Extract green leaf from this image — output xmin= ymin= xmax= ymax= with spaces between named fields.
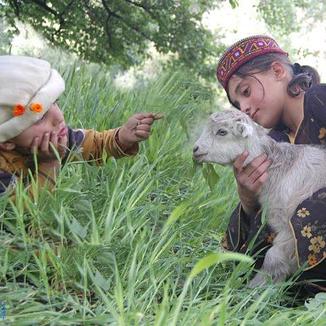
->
xmin=190 ymin=252 xmax=253 ymax=278
xmin=229 ymin=0 xmax=239 ymax=8
xmin=69 ymin=217 xmax=88 ymax=239
xmin=94 ymin=270 xmax=110 ymax=292
xmin=189 ymin=159 xmax=200 ymax=177
xmin=179 ymin=117 xmax=190 ymax=140
xmin=202 ymin=163 xmax=220 ymax=190
xmin=164 ymin=200 xmax=190 ymax=229
xmin=305 ymin=292 xmax=326 ymax=312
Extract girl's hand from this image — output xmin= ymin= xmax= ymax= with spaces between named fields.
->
xmin=31 ymin=131 xmax=67 ymax=162
xmin=233 ymin=151 xmax=272 ymax=216
xmin=117 ymin=112 xmax=163 ymax=150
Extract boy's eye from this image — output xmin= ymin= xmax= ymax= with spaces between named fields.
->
xmin=35 ymin=112 xmax=47 ymax=124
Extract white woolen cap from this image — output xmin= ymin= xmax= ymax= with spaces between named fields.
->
xmin=0 ymin=55 xmax=65 ymax=142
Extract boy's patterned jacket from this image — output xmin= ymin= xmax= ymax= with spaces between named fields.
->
xmin=0 ymin=127 xmax=138 ymax=195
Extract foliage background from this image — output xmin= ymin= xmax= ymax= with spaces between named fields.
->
xmin=1 ymin=0 xmax=326 ymax=324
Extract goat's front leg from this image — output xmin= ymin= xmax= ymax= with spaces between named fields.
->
xmin=248 ymin=236 xmax=297 ymax=288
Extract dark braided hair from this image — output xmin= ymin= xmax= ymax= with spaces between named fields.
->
xmin=229 ymin=53 xmax=320 ymax=98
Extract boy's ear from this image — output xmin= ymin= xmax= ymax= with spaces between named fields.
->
xmin=0 ymin=142 xmax=16 ymax=151
xmin=271 ymin=61 xmax=286 ymax=80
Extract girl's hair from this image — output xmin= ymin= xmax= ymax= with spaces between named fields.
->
xmin=230 ymin=53 xmax=320 ymax=98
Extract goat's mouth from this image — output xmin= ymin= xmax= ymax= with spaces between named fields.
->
xmin=193 ymin=153 xmax=208 ymax=162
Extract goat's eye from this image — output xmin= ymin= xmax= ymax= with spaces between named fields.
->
xmin=216 ymin=129 xmax=227 ymax=136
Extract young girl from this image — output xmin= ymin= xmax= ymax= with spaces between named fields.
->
xmin=0 ymin=55 xmax=160 ymax=199
xmin=216 ymin=35 xmax=326 ymax=296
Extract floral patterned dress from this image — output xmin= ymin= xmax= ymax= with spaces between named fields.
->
xmin=223 ymin=84 xmax=326 ymax=295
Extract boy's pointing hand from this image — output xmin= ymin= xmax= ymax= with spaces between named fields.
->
xmin=117 ymin=112 xmax=163 ymax=150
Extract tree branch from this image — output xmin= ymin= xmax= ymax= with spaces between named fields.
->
xmin=56 ymin=0 xmax=76 ymax=34
xmin=29 ymin=0 xmax=58 ymax=17
xmin=58 ymin=0 xmax=75 ymax=23
xmin=122 ymin=0 xmax=157 ymax=21
xmin=82 ymin=0 xmax=113 ymax=49
xmin=101 ymin=0 xmax=153 ymax=42
xmin=82 ymin=0 xmax=102 ymax=22
xmin=9 ymin=0 xmax=20 ymax=17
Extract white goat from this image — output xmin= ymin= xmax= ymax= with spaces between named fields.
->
xmin=193 ymin=109 xmax=326 ymax=287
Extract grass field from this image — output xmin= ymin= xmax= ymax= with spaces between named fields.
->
xmin=0 ymin=60 xmax=325 ymax=325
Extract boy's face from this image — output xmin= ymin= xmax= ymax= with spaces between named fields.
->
xmin=10 ymin=102 xmax=68 ymax=150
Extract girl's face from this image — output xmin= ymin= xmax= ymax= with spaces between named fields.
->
xmin=10 ymin=102 xmax=68 ymax=149
xmin=227 ymin=66 xmax=288 ymax=129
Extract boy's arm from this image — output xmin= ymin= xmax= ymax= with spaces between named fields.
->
xmin=0 ymin=170 xmax=17 ymax=196
xmin=8 ymin=161 xmax=61 ymax=202
xmin=66 ymin=113 xmax=161 ymax=164
xmin=2 ymin=161 xmax=60 ymax=203
xmin=79 ymin=128 xmax=139 ymax=164
xmin=36 ymin=160 xmax=61 ymax=188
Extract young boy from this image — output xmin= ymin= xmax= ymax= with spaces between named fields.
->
xmin=0 ymin=55 xmax=160 ymax=198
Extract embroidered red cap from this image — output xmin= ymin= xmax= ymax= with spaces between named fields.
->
xmin=216 ymin=35 xmax=288 ymax=90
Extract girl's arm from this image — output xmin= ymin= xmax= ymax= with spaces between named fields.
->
xmin=223 ymin=151 xmax=272 ymax=253
xmin=233 ymin=151 xmax=271 ymax=216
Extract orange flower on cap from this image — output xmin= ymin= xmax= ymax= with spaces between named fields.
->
xmin=30 ymin=102 xmax=43 ymax=113
xmin=12 ymin=104 xmax=25 ymax=116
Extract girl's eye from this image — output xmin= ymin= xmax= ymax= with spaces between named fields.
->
xmin=216 ymin=129 xmax=227 ymax=136
xmin=242 ymin=87 xmax=250 ymax=97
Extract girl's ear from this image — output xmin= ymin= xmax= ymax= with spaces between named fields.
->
xmin=0 ymin=142 xmax=16 ymax=151
xmin=271 ymin=61 xmax=287 ymax=80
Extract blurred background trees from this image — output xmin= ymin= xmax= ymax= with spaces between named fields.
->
xmin=0 ymin=0 xmax=221 ymax=77
xmin=1 ymin=0 xmax=326 ymax=80
xmin=1 ymin=3 xmax=326 ymax=322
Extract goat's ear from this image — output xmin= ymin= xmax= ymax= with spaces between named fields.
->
xmin=235 ymin=122 xmax=253 ymax=138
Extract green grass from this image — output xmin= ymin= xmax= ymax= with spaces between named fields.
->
xmin=0 ymin=62 xmax=325 ymax=325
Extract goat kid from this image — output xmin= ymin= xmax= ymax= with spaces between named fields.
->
xmin=193 ymin=109 xmax=326 ymax=287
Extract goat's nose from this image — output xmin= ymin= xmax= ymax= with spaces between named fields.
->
xmin=193 ymin=145 xmax=199 ymax=153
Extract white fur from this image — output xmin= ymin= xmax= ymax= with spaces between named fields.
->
xmin=194 ymin=109 xmax=326 ymax=286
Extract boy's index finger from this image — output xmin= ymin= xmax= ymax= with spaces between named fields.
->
xmin=153 ymin=113 xmax=164 ymax=120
